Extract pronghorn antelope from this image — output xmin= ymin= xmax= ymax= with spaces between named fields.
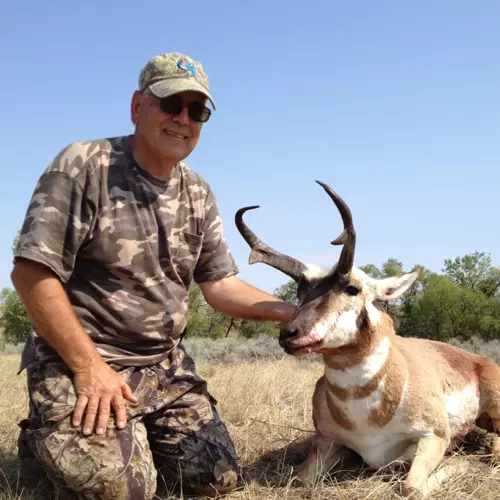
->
xmin=235 ymin=181 xmax=500 ymax=497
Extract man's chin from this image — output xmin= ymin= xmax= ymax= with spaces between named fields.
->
xmin=157 ymin=140 xmax=195 ymax=162
xmin=159 ymin=148 xmax=190 ymax=163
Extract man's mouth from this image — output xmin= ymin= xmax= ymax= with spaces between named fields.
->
xmin=163 ymin=130 xmax=188 ymax=140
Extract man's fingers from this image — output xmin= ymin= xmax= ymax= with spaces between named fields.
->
xmin=72 ymin=394 xmax=89 ymax=427
xmin=72 ymin=369 xmax=137 ymax=435
xmin=121 ymin=382 xmax=138 ymax=404
xmin=112 ymin=393 xmax=128 ymax=430
xmin=82 ymin=396 xmax=100 ymax=435
xmin=95 ymin=397 xmax=111 ymax=436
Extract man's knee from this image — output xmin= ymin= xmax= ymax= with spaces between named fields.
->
xmin=150 ymin=377 xmax=241 ymax=496
xmin=155 ymin=420 xmax=240 ymax=497
xmin=22 ymin=419 xmax=157 ymax=500
xmin=159 ymin=459 xmax=239 ymax=498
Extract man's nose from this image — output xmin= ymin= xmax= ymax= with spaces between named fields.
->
xmin=173 ymin=106 xmax=190 ymax=125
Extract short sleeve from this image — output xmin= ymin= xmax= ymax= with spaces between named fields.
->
xmin=14 ymin=170 xmax=95 ymax=282
xmin=193 ymin=188 xmax=239 ymax=283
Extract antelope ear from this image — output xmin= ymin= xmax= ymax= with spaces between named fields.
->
xmin=375 ymin=271 xmax=418 ymax=301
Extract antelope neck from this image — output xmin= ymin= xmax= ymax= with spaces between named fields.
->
xmin=323 ymin=334 xmax=393 ymax=398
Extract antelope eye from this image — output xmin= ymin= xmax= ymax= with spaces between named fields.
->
xmin=345 ymin=285 xmax=360 ymax=296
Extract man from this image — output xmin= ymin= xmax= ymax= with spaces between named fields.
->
xmin=12 ymin=52 xmax=295 ymax=499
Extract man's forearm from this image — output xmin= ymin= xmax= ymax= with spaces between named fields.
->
xmin=11 ymin=259 xmax=101 ymax=373
xmin=200 ymin=276 xmax=295 ymax=323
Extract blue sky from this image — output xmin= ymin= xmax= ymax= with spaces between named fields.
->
xmin=1 ymin=0 xmax=498 ymax=295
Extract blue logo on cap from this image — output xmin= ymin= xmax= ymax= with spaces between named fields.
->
xmin=177 ymin=58 xmax=197 ymax=77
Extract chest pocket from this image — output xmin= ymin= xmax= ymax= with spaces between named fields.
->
xmin=173 ymin=231 xmax=204 ymax=286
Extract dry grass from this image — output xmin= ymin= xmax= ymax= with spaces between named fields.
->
xmin=1 ymin=353 xmax=499 ymax=499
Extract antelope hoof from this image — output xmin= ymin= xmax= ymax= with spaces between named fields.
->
xmin=294 ymin=466 xmax=314 ymax=486
xmin=294 ymin=459 xmax=321 ymax=487
xmin=492 ymin=435 xmax=500 ymax=457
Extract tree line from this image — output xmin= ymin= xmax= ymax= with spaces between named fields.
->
xmin=1 ymin=230 xmax=499 ymax=346
xmin=384 ymin=253 xmax=500 ymax=341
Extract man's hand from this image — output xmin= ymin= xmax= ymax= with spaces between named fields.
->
xmin=11 ymin=259 xmax=139 ymax=436
xmin=72 ymin=359 xmax=138 ymax=436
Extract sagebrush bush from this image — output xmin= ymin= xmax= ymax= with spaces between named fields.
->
xmin=0 ymin=342 xmax=23 ymax=354
xmin=449 ymin=335 xmax=500 ymax=363
xmin=182 ymin=334 xmax=301 ymax=364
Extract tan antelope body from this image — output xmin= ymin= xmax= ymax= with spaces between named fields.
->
xmin=235 ymin=181 xmax=500 ymax=497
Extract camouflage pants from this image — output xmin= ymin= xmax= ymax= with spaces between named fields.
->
xmin=18 ymin=347 xmax=239 ymax=499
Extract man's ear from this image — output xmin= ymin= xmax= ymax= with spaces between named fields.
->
xmin=375 ymin=270 xmax=419 ymax=301
xmin=131 ymin=90 xmax=143 ymax=125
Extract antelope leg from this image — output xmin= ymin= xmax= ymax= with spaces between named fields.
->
xmin=402 ymin=435 xmax=449 ymax=498
xmin=296 ymin=434 xmax=355 ymax=485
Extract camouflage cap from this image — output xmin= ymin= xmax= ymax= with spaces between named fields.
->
xmin=139 ymin=52 xmax=216 ymax=109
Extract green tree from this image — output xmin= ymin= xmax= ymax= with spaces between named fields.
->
xmin=186 ymin=310 xmax=212 ymax=338
xmin=399 ymin=265 xmax=435 ymax=320
xmin=478 ymin=267 xmax=500 ymax=299
xmin=12 ymin=230 xmax=20 ymax=255
xmin=442 ymin=251 xmax=499 ymax=294
xmin=381 ymin=258 xmax=404 ymax=278
xmin=185 ymin=282 xmax=244 ymax=339
xmin=273 ymin=280 xmax=298 ymax=304
xmin=237 ymin=319 xmax=279 ymax=339
xmin=0 ymin=231 xmax=31 ymax=347
xmin=398 ymin=274 xmax=500 ymax=342
xmin=186 ymin=283 xmax=208 ymax=337
xmin=0 ymin=287 xmax=32 ymax=345
xmin=187 ymin=282 xmax=205 ymax=314
xmin=205 ymin=306 xmax=233 ymax=338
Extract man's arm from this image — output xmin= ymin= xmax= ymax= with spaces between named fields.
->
xmin=11 ymin=258 xmax=137 ymax=436
xmin=199 ymin=275 xmax=295 ymax=323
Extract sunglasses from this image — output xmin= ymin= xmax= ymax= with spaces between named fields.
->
xmin=157 ymin=94 xmax=212 ymax=123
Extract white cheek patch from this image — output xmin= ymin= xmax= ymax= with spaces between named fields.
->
xmin=312 ymin=309 xmax=359 ymax=348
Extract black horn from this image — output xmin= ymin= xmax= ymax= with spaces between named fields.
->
xmin=315 ymin=180 xmax=356 ymax=277
xmin=235 ymin=206 xmax=307 ymax=283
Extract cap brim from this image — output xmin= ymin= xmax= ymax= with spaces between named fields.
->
xmin=148 ymin=78 xmax=216 ymax=110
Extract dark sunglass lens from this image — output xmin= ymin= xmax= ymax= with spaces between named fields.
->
xmin=188 ymin=102 xmax=211 ymax=122
xmin=159 ymin=95 xmax=183 ymax=115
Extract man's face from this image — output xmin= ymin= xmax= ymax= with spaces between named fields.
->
xmin=131 ymin=90 xmax=207 ymax=164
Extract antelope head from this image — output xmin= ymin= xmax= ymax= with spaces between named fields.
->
xmin=235 ymin=181 xmax=418 ymax=356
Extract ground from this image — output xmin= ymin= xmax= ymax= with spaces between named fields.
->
xmin=1 ymin=347 xmax=499 ymax=499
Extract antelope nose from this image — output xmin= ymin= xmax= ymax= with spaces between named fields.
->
xmin=279 ymin=329 xmax=298 ymax=341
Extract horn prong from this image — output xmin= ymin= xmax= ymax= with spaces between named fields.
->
xmin=316 ymin=180 xmax=356 ymax=276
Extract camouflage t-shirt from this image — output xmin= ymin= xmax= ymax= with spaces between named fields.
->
xmin=15 ymin=135 xmax=239 ymax=370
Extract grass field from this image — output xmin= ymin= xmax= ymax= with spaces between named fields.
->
xmin=1 ymin=337 xmax=500 ymax=499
